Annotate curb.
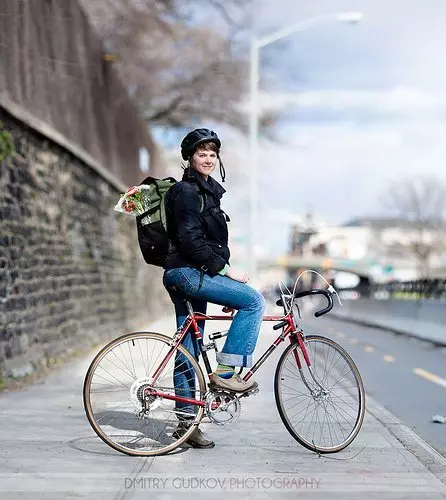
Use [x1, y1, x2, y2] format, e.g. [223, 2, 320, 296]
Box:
[366, 393, 446, 484]
[330, 312, 446, 348]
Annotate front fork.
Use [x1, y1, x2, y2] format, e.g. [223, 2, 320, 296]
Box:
[292, 335, 329, 396]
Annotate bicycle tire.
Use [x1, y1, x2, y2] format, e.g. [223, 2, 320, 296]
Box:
[274, 335, 365, 453]
[83, 331, 206, 456]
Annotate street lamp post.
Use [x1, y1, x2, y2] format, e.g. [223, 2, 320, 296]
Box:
[248, 12, 362, 282]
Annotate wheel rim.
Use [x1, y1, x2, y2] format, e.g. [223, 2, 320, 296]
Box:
[84, 333, 205, 456]
[277, 337, 364, 452]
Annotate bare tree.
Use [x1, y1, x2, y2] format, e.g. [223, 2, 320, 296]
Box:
[383, 175, 446, 276]
[80, 0, 276, 132]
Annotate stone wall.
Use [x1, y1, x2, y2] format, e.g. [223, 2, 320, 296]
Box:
[0, 108, 171, 378]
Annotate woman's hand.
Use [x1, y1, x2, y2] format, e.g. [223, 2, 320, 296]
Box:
[222, 306, 236, 315]
[226, 267, 249, 284]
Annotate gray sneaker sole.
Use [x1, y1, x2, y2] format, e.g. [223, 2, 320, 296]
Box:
[172, 429, 215, 449]
[209, 378, 259, 394]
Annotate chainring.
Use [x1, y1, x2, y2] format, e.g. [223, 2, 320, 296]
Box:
[205, 389, 241, 426]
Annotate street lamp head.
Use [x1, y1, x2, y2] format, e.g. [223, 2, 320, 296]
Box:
[336, 12, 363, 24]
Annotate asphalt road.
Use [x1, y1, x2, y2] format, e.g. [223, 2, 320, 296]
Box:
[301, 312, 446, 458]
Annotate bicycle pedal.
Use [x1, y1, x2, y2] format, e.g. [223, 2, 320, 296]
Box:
[242, 387, 259, 397]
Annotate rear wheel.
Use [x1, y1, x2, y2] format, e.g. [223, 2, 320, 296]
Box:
[274, 335, 365, 453]
[83, 332, 206, 456]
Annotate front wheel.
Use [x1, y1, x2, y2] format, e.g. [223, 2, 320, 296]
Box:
[274, 335, 365, 453]
[83, 332, 206, 456]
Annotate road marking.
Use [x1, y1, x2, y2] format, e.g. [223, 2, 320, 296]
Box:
[384, 355, 395, 363]
[350, 338, 358, 345]
[365, 345, 374, 353]
[414, 368, 446, 388]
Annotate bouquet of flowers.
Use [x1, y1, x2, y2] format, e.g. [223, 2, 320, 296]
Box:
[114, 185, 152, 217]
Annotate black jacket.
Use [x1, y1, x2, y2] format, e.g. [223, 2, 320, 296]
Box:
[164, 167, 230, 276]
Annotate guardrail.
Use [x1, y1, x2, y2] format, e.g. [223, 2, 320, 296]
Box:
[370, 279, 446, 301]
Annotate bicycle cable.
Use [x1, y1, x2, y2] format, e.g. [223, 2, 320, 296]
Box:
[280, 269, 344, 317]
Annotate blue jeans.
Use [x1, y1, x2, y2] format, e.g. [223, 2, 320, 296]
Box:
[162, 267, 265, 418]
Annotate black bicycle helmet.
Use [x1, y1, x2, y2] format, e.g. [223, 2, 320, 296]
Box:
[181, 128, 225, 182]
[181, 128, 221, 160]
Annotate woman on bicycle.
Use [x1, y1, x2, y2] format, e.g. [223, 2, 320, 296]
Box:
[163, 128, 266, 448]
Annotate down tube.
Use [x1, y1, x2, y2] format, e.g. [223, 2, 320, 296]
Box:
[243, 325, 294, 381]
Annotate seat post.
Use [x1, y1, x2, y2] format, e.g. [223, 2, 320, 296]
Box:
[185, 300, 194, 316]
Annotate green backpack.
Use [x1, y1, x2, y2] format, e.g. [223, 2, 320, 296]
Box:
[136, 176, 205, 267]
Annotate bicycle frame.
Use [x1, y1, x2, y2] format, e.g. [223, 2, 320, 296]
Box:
[147, 302, 312, 409]
[84, 285, 364, 456]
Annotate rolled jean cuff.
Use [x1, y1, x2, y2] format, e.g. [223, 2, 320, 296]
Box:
[216, 352, 253, 368]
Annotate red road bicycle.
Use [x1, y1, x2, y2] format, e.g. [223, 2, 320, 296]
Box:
[83, 288, 365, 456]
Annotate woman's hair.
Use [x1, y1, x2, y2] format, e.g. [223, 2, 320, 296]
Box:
[193, 141, 220, 154]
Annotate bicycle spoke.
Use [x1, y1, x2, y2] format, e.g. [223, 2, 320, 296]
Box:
[92, 369, 132, 392]
[101, 352, 136, 380]
[283, 363, 301, 379]
[327, 394, 359, 420]
[328, 366, 357, 388]
[321, 402, 352, 439]
[136, 339, 149, 378]
[323, 350, 344, 383]
[109, 348, 136, 380]
[280, 382, 311, 397]
[320, 398, 341, 446]
[117, 343, 137, 380]
[283, 396, 314, 415]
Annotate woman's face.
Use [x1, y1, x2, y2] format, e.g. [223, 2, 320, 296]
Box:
[191, 148, 217, 179]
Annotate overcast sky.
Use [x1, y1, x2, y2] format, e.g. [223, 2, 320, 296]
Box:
[156, 1, 446, 260]
[219, 0, 446, 259]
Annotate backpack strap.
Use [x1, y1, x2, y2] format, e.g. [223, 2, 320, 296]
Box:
[192, 182, 207, 213]
[159, 177, 177, 230]
[200, 192, 207, 212]
[160, 189, 168, 230]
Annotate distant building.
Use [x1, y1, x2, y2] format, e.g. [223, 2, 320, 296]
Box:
[289, 212, 325, 257]
[289, 216, 446, 281]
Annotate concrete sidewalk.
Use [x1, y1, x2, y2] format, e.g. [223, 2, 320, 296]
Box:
[331, 302, 446, 347]
[0, 311, 445, 499]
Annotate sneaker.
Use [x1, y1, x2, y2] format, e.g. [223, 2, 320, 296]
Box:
[211, 373, 258, 393]
[172, 422, 215, 449]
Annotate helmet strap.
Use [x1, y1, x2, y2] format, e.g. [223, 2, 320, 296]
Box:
[218, 155, 226, 182]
